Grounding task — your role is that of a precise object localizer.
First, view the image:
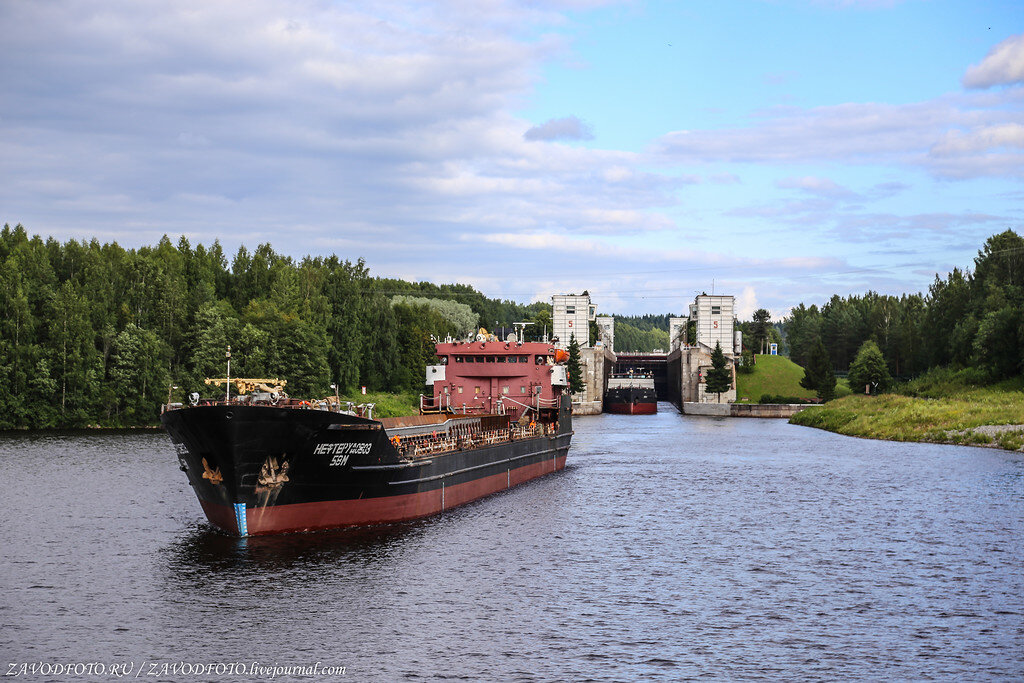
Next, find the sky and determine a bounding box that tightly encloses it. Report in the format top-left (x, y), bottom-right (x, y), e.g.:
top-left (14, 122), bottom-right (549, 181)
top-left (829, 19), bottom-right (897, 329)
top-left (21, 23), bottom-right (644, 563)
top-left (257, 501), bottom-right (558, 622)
top-left (1, 0), bottom-right (1022, 319)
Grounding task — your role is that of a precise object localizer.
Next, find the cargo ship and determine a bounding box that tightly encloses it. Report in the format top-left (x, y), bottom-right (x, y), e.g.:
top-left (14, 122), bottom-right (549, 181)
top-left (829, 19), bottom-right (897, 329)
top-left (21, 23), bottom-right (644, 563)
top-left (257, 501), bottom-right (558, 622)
top-left (161, 331), bottom-right (573, 536)
top-left (604, 373), bottom-right (657, 415)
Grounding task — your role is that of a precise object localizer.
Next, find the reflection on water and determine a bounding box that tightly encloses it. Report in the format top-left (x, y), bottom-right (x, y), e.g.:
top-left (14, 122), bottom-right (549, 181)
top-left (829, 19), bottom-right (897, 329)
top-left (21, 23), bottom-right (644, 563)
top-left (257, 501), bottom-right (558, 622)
top-left (164, 520), bottom-right (432, 576)
top-left (2, 411), bottom-right (1023, 680)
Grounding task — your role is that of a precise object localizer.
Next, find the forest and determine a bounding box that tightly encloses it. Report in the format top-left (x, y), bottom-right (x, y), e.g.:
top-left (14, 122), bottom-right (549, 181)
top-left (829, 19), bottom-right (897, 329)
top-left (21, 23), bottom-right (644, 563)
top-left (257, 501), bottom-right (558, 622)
top-left (2, 225), bottom-right (1020, 428)
top-left (782, 230), bottom-right (1024, 384)
top-left (0, 225), bottom-right (547, 429)
top-left (611, 314), bottom-right (673, 352)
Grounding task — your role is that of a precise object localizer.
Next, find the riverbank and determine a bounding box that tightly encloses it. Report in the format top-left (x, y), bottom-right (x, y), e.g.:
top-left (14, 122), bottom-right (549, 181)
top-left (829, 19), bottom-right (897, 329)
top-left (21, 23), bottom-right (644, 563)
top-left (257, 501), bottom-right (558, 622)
top-left (790, 380), bottom-right (1024, 451)
top-left (339, 391), bottom-right (420, 417)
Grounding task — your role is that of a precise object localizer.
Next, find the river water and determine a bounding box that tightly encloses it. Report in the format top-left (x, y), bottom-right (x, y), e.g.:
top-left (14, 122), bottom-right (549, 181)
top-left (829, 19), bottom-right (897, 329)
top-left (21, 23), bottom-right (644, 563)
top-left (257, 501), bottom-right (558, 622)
top-left (3, 406), bottom-right (1023, 681)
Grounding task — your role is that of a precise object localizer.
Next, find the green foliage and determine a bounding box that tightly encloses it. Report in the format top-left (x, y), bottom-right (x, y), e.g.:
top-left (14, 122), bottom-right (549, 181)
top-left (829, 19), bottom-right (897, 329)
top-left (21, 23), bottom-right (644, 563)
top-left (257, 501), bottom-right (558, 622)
top-left (759, 394), bottom-right (819, 405)
top-left (528, 307), bottom-right (552, 342)
top-left (705, 342), bottom-right (732, 400)
top-left (567, 334), bottom-right (583, 394)
top-left (391, 300), bottom-right (460, 392)
top-left (799, 338), bottom-right (837, 401)
top-left (751, 308), bottom-right (771, 353)
top-left (847, 340), bottom-right (893, 394)
top-left (737, 348), bottom-right (755, 374)
top-left (390, 295), bottom-right (477, 337)
top-left (0, 226), bottom-right (559, 428)
top-left (613, 318), bottom-right (670, 352)
top-left (783, 229), bottom-right (1024, 386)
top-left (338, 390), bottom-right (420, 418)
top-left (110, 324), bottom-right (171, 425)
top-left (791, 380), bottom-right (1024, 451)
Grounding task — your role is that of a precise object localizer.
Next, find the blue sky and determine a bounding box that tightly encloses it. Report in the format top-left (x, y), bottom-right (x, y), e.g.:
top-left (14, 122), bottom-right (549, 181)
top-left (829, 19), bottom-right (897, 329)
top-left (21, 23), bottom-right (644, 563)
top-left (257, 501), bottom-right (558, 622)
top-left (1, 0), bottom-right (1022, 319)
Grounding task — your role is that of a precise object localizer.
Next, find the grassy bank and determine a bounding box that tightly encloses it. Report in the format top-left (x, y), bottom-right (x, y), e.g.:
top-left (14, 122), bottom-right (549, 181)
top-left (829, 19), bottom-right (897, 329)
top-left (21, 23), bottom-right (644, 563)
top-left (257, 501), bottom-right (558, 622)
top-left (790, 371), bottom-right (1024, 451)
top-left (735, 354), bottom-right (817, 403)
top-left (339, 391), bottom-right (420, 418)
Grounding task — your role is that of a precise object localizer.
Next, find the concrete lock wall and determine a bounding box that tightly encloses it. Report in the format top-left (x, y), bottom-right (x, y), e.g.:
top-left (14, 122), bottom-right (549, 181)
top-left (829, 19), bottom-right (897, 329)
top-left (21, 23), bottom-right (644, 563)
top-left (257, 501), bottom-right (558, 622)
top-left (573, 345), bottom-right (615, 415)
top-left (668, 345), bottom-right (736, 406)
top-left (682, 402), bottom-right (814, 418)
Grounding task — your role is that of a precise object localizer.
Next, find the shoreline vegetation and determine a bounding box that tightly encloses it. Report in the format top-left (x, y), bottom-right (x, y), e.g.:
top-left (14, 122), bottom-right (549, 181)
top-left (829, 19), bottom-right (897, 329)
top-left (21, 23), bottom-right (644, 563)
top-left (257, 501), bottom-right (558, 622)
top-left (790, 369), bottom-right (1024, 452)
top-left (0, 391), bottom-right (423, 432)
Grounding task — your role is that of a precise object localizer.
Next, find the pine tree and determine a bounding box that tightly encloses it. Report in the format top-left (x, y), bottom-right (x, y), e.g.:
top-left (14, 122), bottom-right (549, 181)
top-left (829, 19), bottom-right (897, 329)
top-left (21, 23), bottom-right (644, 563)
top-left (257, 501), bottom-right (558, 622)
top-left (705, 341), bottom-right (732, 402)
top-left (567, 333), bottom-right (583, 394)
top-left (752, 308), bottom-right (771, 354)
top-left (799, 338), bottom-right (837, 401)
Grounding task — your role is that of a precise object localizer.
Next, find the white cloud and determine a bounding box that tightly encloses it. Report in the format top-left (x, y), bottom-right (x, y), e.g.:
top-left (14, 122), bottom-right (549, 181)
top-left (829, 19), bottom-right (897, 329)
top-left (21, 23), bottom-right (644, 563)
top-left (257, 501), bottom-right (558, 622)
top-left (963, 33), bottom-right (1024, 89)
top-left (776, 176), bottom-right (858, 199)
top-left (653, 91), bottom-right (1024, 180)
top-left (734, 286), bottom-right (758, 319)
top-left (930, 123), bottom-right (1024, 155)
top-left (524, 116), bottom-right (594, 141)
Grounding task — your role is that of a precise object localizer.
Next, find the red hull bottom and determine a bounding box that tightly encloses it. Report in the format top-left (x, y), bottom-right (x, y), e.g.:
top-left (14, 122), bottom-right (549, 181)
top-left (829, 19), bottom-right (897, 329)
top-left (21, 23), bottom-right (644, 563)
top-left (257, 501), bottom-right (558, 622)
top-left (604, 402), bottom-right (657, 415)
top-left (199, 454), bottom-right (568, 536)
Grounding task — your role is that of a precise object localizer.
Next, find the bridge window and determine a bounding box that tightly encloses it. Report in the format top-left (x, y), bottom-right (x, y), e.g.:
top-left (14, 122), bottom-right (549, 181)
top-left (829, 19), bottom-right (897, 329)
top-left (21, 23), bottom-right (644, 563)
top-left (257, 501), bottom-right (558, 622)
top-left (566, 306), bottom-right (575, 314)
top-left (474, 356), bottom-right (484, 363)
top-left (496, 356), bottom-right (506, 363)
top-left (454, 355), bottom-right (463, 363)
top-left (711, 306), bottom-right (721, 315)
top-left (486, 356), bottom-right (496, 363)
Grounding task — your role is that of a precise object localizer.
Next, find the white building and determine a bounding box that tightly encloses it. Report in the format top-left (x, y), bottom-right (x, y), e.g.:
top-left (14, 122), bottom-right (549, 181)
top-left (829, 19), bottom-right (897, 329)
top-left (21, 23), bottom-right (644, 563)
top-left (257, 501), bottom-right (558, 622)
top-left (551, 293), bottom-right (596, 350)
top-left (688, 294), bottom-right (740, 356)
top-left (668, 317), bottom-right (688, 351)
top-left (595, 315), bottom-right (615, 349)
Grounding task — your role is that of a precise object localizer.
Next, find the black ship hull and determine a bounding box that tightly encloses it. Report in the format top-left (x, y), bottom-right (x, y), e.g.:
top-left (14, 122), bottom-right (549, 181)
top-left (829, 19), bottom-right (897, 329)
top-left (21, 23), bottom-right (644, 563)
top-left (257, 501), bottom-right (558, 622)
top-left (604, 386), bottom-right (657, 415)
top-left (162, 396), bottom-right (572, 536)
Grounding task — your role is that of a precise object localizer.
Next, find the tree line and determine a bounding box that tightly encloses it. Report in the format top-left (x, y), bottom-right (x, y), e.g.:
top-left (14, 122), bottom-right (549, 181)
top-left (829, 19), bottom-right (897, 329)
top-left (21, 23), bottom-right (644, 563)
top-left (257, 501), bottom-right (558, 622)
top-left (612, 315), bottom-right (672, 352)
top-left (782, 230), bottom-right (1024, 396)
top-left (0, 226), bottom-right (549, 429)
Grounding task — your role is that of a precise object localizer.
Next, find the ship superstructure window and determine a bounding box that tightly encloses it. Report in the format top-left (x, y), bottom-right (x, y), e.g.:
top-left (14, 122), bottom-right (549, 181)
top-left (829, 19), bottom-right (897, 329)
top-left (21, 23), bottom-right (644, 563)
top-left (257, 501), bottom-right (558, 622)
top-left (475, 356), bottom-right (484, 363)
top-left (566, 306), bottom-right (575, 314)
top-left (486, 356), bottom-right (495, 363)
top-left (458, 387), bottom-right (463, 394)
top-left (475, 387), bottom-right (480, 394)
top-left (496, 356), bottom-right (506, 363)
top-left (502, 386), bottom-right (509, 394)
top-left (454, 355), bottom-right (463, 363)
top-left (520, 386), bottom-right (527, 394)
top-left (711, 306), bottom-right (721, 315)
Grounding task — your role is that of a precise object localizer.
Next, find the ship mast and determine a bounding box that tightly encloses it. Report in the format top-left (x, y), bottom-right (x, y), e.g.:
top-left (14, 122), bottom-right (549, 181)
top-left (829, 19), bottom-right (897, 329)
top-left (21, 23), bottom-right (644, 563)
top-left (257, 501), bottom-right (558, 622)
top-left (226, 346), bottom-right (231, 402)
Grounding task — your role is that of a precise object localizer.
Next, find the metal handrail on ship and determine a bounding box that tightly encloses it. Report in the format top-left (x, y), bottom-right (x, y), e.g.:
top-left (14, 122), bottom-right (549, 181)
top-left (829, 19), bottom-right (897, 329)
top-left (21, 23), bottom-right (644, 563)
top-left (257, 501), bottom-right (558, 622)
top-left (402, 422), bottom-right (552, 459)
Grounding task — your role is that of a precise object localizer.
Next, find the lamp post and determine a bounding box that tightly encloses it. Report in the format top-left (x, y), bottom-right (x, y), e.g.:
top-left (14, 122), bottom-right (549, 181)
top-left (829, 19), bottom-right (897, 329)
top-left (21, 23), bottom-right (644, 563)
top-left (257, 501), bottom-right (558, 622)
top-left (167, 384), bottom-right (178, 406)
